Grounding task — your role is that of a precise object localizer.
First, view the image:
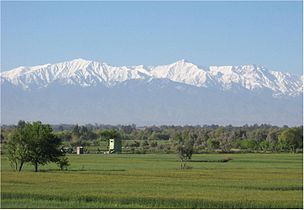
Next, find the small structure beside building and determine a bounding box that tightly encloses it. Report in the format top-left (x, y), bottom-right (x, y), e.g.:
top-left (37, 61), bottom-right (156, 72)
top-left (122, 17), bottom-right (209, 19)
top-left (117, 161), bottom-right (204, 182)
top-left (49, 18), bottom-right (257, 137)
top-left (109, 138), bottom-right (122, 153)
top-left (76, 146), bottom-right (84, 155)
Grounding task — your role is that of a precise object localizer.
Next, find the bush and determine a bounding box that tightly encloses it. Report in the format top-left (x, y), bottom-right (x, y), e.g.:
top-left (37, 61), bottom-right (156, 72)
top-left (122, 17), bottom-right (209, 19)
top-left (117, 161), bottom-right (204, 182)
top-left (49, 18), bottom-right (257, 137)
top-left (57, 157), bottom-right (70, 170)
top-left (234, 139), bottom-right (258, 151)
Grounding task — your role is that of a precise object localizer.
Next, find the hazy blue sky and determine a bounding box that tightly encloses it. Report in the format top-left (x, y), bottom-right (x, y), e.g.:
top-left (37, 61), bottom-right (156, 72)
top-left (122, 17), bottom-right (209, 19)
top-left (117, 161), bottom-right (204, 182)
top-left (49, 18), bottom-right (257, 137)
top-left (1, 1), bottom-right (303, 74)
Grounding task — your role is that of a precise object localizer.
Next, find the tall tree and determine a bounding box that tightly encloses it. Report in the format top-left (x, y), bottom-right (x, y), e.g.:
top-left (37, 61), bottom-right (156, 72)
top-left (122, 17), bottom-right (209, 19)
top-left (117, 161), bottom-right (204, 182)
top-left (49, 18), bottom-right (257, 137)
top-left (27, 122), bottom-right (63, 172)
top-left (278, 127), bottom-right (303, 152)
top-left (7, 121), bottom-right (64, 172)
top-left (7, 125), bottom-right (30, 172)
top-left (266, 129), bottom-right (279, 151)
top-left (175, 133), bottom-right (194, 169)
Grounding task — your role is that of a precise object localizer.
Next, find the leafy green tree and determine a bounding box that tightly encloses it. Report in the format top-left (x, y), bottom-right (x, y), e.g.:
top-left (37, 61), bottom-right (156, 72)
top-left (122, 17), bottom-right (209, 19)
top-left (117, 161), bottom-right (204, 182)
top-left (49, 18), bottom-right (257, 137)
top-left (27, 122), bottom-right (63, 172)
top-left (278, 127), bottom-right (303, 152)
top-left (177, 145), bottom-right (188, 169)
top-left (7, 121), bottom-right (64, 172)
top-left (196, 130), bottom-right (209, 147)
top-left (214, 127), bottom-right (225, 139)
top-left (184, 139), bottom-right (194, 160)
top-left (175, 134), bottom-right (194, 169)
top-left (72, 124), bottom-right (80, 137)
top-left (219, 132), bottom-right (234, 152)
top-left (207, 139), bottom-right (220, 151)
top-left (7, 126), bottom-right (30, 172)
top-left (176, 143), bottom-right (193, 169)
top-left (99, 129), bottom-right (121, 140)
top-left (249, 129), bottom-right (267, 144)
top-left (17, 120), bottom-right (26, 128)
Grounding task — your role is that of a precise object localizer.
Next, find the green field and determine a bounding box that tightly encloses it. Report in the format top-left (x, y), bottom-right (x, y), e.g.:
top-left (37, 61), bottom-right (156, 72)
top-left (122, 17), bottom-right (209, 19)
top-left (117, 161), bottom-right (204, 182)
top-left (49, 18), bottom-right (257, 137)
top-left (1, 153), bottom-right (303, 208)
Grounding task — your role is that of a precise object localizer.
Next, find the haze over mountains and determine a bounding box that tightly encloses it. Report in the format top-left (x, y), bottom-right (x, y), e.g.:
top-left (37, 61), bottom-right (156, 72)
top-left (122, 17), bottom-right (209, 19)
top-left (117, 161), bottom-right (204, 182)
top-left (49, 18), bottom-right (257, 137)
top-left (1, 59), bottom-right (303, 125)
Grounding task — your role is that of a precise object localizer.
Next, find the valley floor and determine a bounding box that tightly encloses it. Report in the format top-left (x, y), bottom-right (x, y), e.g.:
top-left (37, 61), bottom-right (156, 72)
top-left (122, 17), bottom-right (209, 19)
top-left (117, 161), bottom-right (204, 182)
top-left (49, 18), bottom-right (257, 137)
top-left (1, 153), bottom-right (303, 208)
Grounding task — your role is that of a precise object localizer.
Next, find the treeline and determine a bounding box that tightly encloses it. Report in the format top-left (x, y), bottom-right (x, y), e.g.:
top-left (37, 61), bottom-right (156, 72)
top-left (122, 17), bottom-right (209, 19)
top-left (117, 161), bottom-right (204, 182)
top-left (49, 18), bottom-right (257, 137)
top-left (1, 122), bottom-right (303, 153)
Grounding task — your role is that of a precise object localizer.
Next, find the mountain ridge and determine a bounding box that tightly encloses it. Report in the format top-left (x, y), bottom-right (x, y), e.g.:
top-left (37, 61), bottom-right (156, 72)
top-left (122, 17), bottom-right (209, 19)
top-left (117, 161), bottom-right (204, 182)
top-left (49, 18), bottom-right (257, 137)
top-left (1, 58), bottom-right (302, 97)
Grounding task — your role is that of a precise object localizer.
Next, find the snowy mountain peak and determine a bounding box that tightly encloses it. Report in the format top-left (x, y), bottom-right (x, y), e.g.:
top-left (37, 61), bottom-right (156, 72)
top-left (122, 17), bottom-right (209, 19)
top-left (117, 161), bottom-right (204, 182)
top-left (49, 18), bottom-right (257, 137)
top-left (71, 58), bottom-right (90, 62)
top-left (1, 59), bottom-right (302, 97)
top-left (172, 59), bottom-right (198, 67)
top-left (175, 59), bottom-right (190, 64)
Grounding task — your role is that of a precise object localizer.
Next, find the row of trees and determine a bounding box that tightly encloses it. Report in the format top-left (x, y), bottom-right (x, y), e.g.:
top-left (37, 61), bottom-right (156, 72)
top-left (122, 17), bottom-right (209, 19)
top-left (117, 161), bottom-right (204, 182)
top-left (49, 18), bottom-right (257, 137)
top-left (6, 121), bottom-right (68, 172)
top-left (1, 121), bottom-right (303, 172)
top-left (1, 122), bottom-right (303, 158)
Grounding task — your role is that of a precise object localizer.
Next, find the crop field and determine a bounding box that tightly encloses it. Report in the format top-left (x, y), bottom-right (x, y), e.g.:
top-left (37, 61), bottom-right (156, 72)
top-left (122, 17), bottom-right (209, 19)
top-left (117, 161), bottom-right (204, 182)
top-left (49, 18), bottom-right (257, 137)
top-left (1, 153), bottom-right (303, 208)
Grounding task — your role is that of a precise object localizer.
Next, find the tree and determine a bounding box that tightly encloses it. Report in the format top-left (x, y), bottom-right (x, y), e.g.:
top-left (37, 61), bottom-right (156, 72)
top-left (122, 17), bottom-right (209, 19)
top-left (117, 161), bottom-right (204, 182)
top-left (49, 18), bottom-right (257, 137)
top-left (177, 145), bottom-right (188, 169)
top-left (207, 139), bottom-right (220, 151)
top-left (214, 127), bottom-right (225, 139)
top-left (99, 129), bottom-right (121, 140)
top-left (266, 129), bottom-right (279, 151)
top-left (7, 121), bottom-right (65, 172)
top-left (219, 132), bottom-right (234, 152)
top-left (249, 129), bottom-right (267, 144)
top-left (6, 121), bottom-right (35, 171)
top-left (184, 139), bottom-right (194, 160)
top-left (27, 122), bottom-right (63, 172)
top-left (17, 120), bottom-right (26, 128)
top-left (7, 126), bottom-right (30, 172)
top-left (176, 142), bottom-right (193, 169)
top-left (72, 124), bottom-right (80, 137)
top-left (278, 127), bottom-right (303, 152)
top-left (175, 136), bottom-right (194, 169)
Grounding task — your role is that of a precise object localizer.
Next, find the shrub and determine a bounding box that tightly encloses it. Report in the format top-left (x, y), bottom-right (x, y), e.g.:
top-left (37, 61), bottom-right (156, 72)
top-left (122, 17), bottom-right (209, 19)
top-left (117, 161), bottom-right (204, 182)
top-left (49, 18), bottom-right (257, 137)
top-left (57, 157), bottom-right (70, 170)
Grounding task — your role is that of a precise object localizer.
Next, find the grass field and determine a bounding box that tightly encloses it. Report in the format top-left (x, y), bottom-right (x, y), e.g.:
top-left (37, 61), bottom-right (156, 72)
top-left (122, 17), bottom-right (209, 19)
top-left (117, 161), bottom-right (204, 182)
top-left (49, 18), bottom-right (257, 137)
top-left (1, 153), bottom-right (303, 208)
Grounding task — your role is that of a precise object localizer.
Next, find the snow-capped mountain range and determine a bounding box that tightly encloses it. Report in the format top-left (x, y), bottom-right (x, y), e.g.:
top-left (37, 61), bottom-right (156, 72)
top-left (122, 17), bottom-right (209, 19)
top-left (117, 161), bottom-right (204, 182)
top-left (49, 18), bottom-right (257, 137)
top-left (1, 58), bottom-right (302, 97)
top-left (1, 58), bottom-right (303, 125)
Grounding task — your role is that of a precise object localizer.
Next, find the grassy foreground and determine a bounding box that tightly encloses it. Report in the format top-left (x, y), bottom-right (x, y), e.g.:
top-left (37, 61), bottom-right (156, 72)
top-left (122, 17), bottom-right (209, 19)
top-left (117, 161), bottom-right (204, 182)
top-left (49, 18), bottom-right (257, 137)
top-left (1, 153), bottom-right (303, 208)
